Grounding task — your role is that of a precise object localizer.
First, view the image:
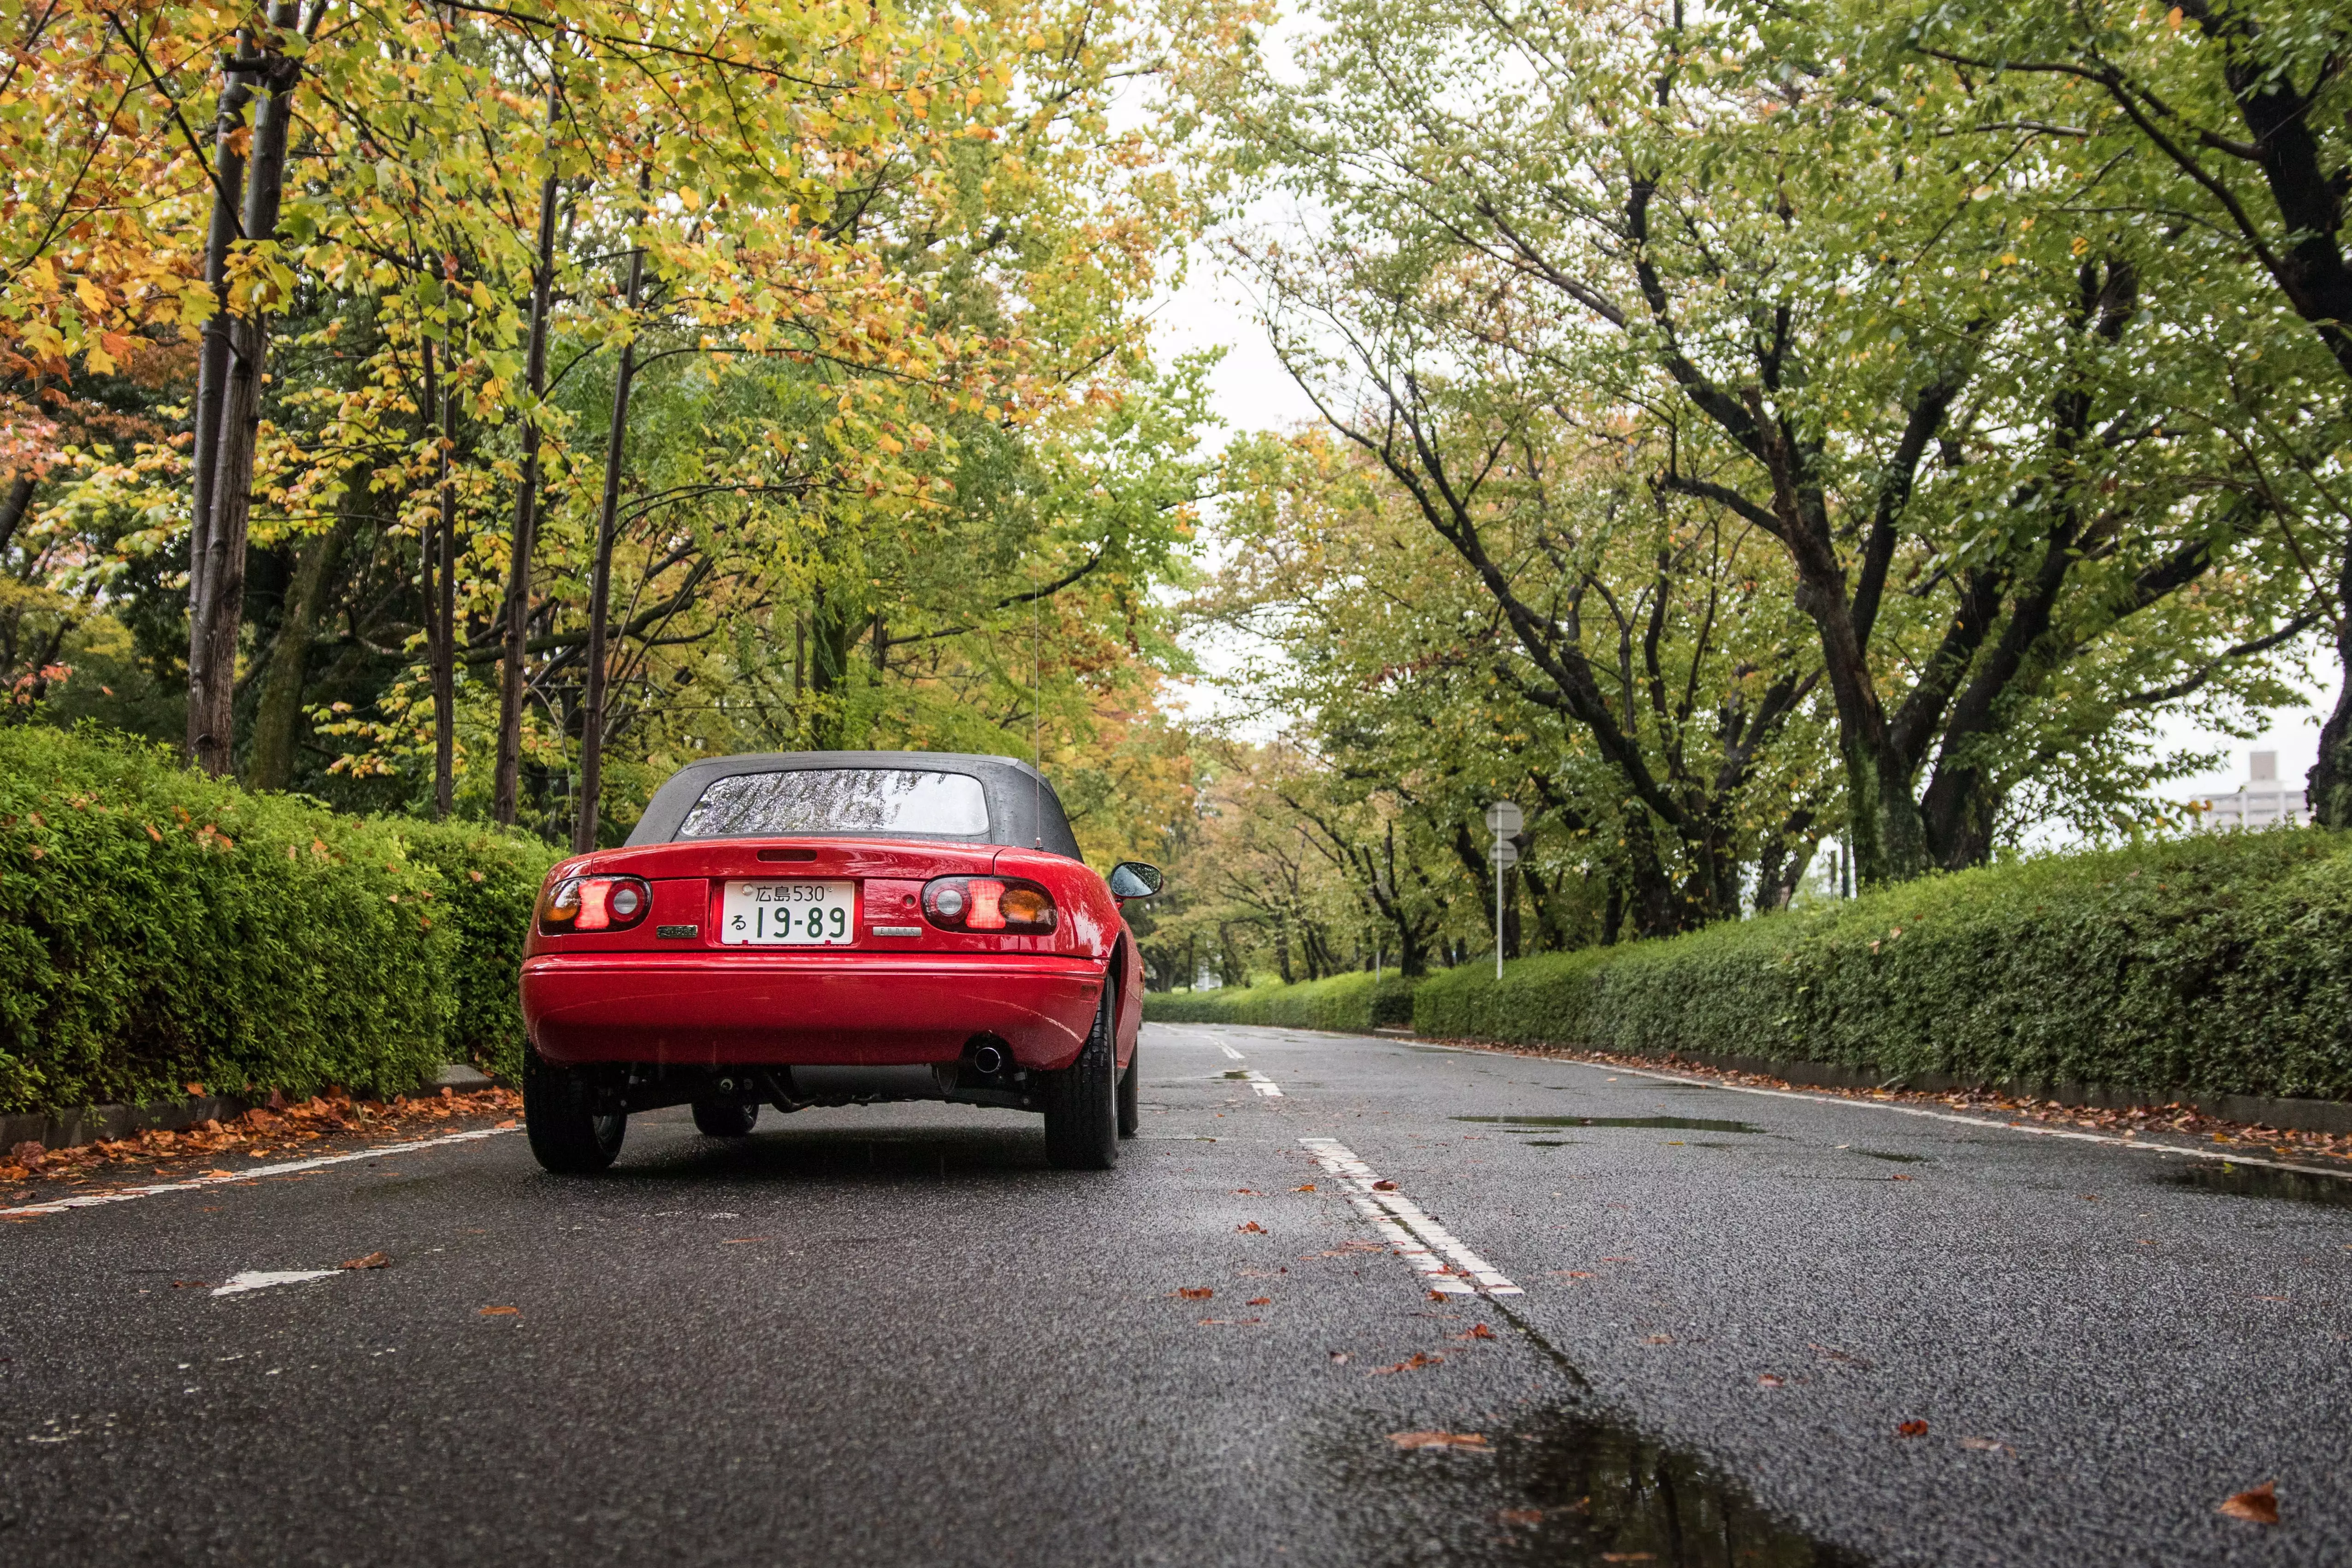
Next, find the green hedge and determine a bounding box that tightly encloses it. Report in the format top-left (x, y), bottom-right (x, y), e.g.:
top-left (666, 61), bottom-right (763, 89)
top-left (1413, 830), bottom-right (2352, 1102)
top-left (1144, 970), bottom-right (1417, 1032)
top-left (0, 726), bottom-right (559, 1115)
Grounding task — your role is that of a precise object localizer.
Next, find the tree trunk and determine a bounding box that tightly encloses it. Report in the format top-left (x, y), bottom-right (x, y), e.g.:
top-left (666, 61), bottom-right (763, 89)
top-left (183, 37), bottom-right (257, 769)
top-left (188, 15), bottom-right (302, 778)
top-left (0, 473), bottom-right (35, 558)
top-left (2312, 529), bottom-right (2352, 827)
top-left (246, 508), bottom-right (356, 791)
top-left (492, 78), bottom-right (563, 826)
top-left (425, 337), bottom-right (459, 819)
top-left (574, 197), bottom-right (647, 853)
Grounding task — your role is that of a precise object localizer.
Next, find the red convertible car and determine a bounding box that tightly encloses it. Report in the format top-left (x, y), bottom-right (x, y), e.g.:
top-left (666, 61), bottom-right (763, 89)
top-left (518, 751), bottom-right (1162, 1175)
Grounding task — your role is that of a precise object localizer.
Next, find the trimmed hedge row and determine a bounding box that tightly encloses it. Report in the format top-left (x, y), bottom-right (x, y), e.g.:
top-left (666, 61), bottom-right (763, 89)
top-left (1413, 830), bottom-right (2352, 1102)
top-left (1144, 970), bottom-right (1417, 1032)
top-left (0, 726), bottom-right (560, 1115)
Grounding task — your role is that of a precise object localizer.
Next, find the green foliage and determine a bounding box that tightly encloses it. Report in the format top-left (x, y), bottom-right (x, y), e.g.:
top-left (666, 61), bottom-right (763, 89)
top-left (0, 727), bottom-right (556, 1114)
top-left (1415, 832), bottom-right (2352, 1101)
top-left (1144, 970), bottom-right (1416, 1031)
top-left (398, 820), bottom-right (564, 1082)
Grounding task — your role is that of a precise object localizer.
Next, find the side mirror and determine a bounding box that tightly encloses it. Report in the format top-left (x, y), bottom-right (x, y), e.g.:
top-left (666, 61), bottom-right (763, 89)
top-left (1107, 861), bottom-right (1164, 900)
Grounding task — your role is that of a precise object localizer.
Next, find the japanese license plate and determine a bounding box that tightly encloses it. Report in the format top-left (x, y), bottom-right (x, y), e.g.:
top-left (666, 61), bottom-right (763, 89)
top-left (720, 880), bottom-right (856, 946)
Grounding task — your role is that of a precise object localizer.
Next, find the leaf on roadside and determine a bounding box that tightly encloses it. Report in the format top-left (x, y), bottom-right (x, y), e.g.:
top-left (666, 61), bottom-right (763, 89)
top-left (1497, 1508), bottom-right (1543, 1525)
top-left (1368, 1352), bottom-right (1442, 1375)
top-left (1387, 1430), bottom-right (1485, 1450)
top-left (1890, 1173), bottom-right (1915, 1182)
top-left (1958, 1436), bottom-right (2014, 1455)
top-left (1293, 1183), bottom-right (1316, 1191)
top-left (479, 1305), bottom-right (520, 1316)
top-left (1454, 1323), bottom-right (1495, 1340)
top-left (1896, 1420), bottom-right (1929, 1438)
top-left (2217, 1483), bottom-right (2278, 1525)
top-left (338, 1251), bottom-right (390, 1270)
top-left (1757, 1373), bottom-right (1785, 1387)
top-left (1176, 1286), bottom-right (1213, 1299)
top-left (1371, 1179), bottom-right (1398, 1190)
top-left (1247, 1296), bottom-right (1271, 1306)
top-left (1236, 1220), bottom-right (1265, 1233)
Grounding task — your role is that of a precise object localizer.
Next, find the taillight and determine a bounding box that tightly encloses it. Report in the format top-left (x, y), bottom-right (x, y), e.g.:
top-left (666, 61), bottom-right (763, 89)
top-left (922, 876), bottom-right (1056, 933)
top-left (539, 874), bottom-right (652, 934)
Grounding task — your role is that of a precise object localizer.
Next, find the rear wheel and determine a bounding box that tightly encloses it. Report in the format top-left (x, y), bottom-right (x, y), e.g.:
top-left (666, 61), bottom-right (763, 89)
top-left (523, 1049), bottom-right (626, 1174)
top-left (1116, 1037), bottom-right (1140, 1138)
top-left (1042, 980), bottom-right (1119, 1170)
top-left (693, 1099), bottom-right (759, 1137)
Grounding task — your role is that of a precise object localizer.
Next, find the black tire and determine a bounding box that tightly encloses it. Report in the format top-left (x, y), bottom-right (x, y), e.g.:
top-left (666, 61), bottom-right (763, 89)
top-left (523, 1048), bottom-right (626, 1174)
top-left (1116, 1036), bottom-right (1140, 1138)
top-left (693, 1099), bottom-right (759, 1137)
top-left (1042, 979), bottom-right (1119, 1170)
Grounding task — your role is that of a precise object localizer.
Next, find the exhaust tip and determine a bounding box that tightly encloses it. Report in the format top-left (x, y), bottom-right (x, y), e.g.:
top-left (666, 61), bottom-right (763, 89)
top-left (971, 1043), bottom-right (1006, 1077)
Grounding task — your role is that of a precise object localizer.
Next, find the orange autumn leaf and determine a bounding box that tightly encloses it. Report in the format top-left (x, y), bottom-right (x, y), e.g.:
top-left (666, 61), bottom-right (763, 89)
top-left (2217, 1483), bottom-right (2278, 1525)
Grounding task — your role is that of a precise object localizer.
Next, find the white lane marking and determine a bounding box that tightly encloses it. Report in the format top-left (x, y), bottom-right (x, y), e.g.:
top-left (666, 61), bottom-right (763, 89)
top-left (1220, 1044), bottom-right (1245, 1061)
top-left (1242, 1070), bottom-right (1283, 1098)
top-left (1424, 1043), bottom-right (2352, 1184)
top-left (0, 1126), bottom-right (519, 1220)
top-left (1302, 1136), bottom-right (1521, 1296)
top-left (212, 1269), bottom-right (339, 1298)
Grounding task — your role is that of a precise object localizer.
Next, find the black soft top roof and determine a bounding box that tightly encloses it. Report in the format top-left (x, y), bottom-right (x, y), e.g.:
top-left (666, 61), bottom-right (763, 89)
top-left (626, 750), bottom-right (1082, 860)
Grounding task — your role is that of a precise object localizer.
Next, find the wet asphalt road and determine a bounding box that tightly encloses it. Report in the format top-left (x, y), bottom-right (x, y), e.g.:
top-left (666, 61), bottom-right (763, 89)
top-left (5, 1023), bottom-right (2350, 1567)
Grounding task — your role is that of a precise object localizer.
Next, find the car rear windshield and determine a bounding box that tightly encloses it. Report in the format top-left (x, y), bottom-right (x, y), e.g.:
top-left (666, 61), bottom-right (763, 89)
top-left (674, 769), bottom-right (991, 840)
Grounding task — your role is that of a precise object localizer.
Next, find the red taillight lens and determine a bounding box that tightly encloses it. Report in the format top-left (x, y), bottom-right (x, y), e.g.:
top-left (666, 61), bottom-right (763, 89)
top-left (538, 875), bottom-right (651, 934)
top-left (922, 876), bottom-right (1055, 933)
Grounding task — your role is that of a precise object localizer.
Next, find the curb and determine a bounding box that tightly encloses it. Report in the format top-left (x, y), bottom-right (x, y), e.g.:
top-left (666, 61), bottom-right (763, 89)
top-left (3, 1065), bottom-right (502, 1155)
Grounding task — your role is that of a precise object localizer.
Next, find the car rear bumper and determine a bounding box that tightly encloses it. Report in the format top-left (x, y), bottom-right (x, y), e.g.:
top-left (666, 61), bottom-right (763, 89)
top-left (520, 952), bottom-right (1106, 1071)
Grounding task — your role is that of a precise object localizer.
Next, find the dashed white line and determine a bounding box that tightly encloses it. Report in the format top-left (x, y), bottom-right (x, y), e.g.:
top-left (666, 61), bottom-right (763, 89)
top-left (1302, 1136), bottom-right (1522, 1296)
top-left (1241, 1070), bottom-right (1283, 1098)
top-left (0, 1126), bottom-right (520, 1220)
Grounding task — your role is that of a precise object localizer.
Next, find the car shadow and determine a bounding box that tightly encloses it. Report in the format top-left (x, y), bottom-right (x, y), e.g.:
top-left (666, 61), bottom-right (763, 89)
top-left (608, 1113), bottom-right (1058, 1184)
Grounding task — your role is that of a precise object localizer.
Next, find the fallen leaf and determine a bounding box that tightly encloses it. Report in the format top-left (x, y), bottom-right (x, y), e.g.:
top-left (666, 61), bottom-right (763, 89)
top-left (1369, 1352), bottom-right (1442, 1375)
top-left (495, 1118), bottom-right (517, 1129)
top-left (1644, 1334), bottom-right (1674, 1344)
top-left (1455, 1323), bottom-right (1495, 1340)
top-left (479, 1306), bottom-right (520, 1316)
top-left (1236, 1221), bottom-right (1265, 1233)
top-left (1890, 1173), bottom-right (1915, 1182)
top-left (1427, 1290), bottom-right (1450, 1301)
top-left (1247, 1296), bottom-right (1272, 1306)
top-left (1554, 1270), bottom-right (1596, 1278)
top-left (171, 1280), bottom-right (209, 1289)
top-left (1177, 1286), bottom-right (1214, 1300)
top-left (1757, 1373), bottom-right (1785, 1387)
top-left (1371, 1179), bottom-right (1398, 1190)
top-left (1497, 1508), bottom-right (1543, 1525)
top-left (1293, 1183), bottom-right (1316, 1191)
top-left (1233, 1189), bottom-right (1259, 1195)
top-left (1958, 1436), bottom-right (2014, 1455)
top-left (1896, 1420), bottom-right (1930, 1438)
top-left (338, 1251), bottom-right (390, 1270)
top-left (1387, 1430), bottom-right (1485, 1450)
top-left (2217, 1482), bottom-right (2278, 1525)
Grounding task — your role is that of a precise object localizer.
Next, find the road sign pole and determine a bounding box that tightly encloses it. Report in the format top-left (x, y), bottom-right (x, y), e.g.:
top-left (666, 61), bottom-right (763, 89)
top-left (1483, 801), bottom-right (1523, 983)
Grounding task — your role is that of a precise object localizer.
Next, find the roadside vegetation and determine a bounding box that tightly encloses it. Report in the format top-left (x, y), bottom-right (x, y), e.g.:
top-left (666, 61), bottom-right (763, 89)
top-left (0, 726), bottom-right (552, 1114)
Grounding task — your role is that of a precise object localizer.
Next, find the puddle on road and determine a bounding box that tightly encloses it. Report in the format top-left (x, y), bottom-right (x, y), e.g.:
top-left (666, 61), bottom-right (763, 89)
top-left (1324, 1395), bottom-right (1863, 1567)
top-left (1456, 1115), bottom-right (1763, 1135)
top-left (2159, 1160), bottom-right (2352, 1209)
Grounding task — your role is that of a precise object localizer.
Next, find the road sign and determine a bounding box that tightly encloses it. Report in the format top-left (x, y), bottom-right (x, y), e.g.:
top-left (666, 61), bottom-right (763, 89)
top-left (1483, 800), bottom-right (1524, 835)
top-left (1488, 841), bottom-right (1520, 868)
